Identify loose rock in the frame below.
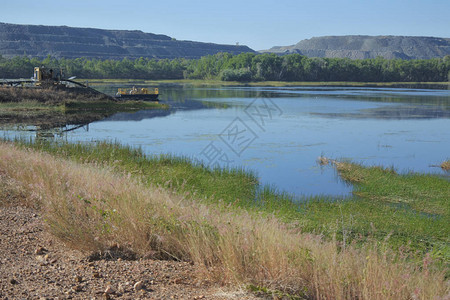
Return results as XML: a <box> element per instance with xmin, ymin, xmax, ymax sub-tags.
<box><xmin>104</xmin><ymin>285</ymin><xmax>114</xmax><ymax>294</ymax></box>
<box><xmin>133</xmin><ymin>280</ymin><xmax>144</xmax><ymax>291</ymax></box>
<box><xmin>35</xmin><ymin>246</ymin><xmax>47</xmax><ymax>255</ymax></box>
<box><xmin>93</xmin><ymin>271</ymin><xmax>101</xmax><ymax>278</ymax></box>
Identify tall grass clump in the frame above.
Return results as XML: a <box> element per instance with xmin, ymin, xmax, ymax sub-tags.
<box><xmin>441</xmin><ymin>160</ymin><xmax>450</xmax><ymax>172</ymax></box>
<box><xmin>0</xmin><ymin>141</ymin><xmax>448</xmax><ymax>299</ymax></box>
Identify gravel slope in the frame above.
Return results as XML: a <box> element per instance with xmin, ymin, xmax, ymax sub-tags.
<box><xmin>0</xmin><ymin>205</ymin><xmax>261</xmax><ymax>300</ymax></box>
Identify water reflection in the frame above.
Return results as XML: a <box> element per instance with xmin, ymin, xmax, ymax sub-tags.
<box><xmin>311</xmin><ymin>104</ymin><xmax>450</xmax><ymax>120</ymax></box>
<box><xmin>0</xmin><ymin>108</ymin><xmax>111</xmax><ymax>140</ymax></box>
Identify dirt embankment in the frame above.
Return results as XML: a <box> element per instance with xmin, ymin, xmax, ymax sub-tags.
<box><xmin>0</xmin><ymin>86</ymin><xmax>112</xmax><ymax>104</ymax></box>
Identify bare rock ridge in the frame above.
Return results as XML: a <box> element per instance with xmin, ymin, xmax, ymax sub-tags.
<box><xmin>0</xmin><ymin>22</ymin><xmax>254</xmax><ymax>59</ymax></box>
<box><xmin>263</xmin><ymin>35</ymin><xmax>450</xmax><ymax>60</ymax></box>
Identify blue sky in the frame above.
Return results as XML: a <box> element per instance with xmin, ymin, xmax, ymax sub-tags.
<box><xmin>2</xmin><ymin>0</ymin><xmax>449</xmax><ymax>50</ymax></box>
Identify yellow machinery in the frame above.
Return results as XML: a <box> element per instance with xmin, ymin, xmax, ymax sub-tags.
<box><xmin>33</xmin><ymin>67</ymin><xmax>64</xmax><ymax>86</ymax></box>
<box><xmin>1</xmin><ymin>66</ymin><xmax>88</xmax><ymax>89</ymax></box>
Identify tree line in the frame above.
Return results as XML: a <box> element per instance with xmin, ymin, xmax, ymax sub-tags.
<box><xmin>1</xmin><ymin>53</ymin><xmax>449</xmax><ymax>82</ymax></box>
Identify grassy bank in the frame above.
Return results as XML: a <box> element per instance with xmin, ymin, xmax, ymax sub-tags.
<box><xmin>0</xmin><ymin>86</ymin><xmax>166</xmax><ymax>109</ymax></box>
<box><xmin>0</xmin><ymin>85</ymin><xmax>110</xmax><ymax>104</ymax></box>
<box><xmin>10</xmin><ymin>139</ymin><xmax>450</xmax><ymax>264</ymax></box>
<box><xmin>0</xmin><ymin>86</ymin><xmax>167</xmax><ymax>128</ymax></box>
<box><xmin>0</xmin><ymin>140</ymin><xmax>448</xmax><ymax>299</ymax></box>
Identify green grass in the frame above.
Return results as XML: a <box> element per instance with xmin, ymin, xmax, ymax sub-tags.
<box><xmin>12</xmin><ymin>139</ymin><xmax>450</xmax><ymax>262</ymax></box>
<box><xmin>0</xmin><ymin>101</ymin><xmax>65</xmax><ymax>112</ymax></box>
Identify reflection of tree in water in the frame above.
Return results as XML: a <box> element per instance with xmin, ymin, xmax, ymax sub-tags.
<box><xmin>34</xmin><ymin>124</ymin><xmax>91</xmax><ymax>140</ymax></box>
<box><xmin>100</xmin><ymin>98</ymin><xmax>225</xmax><ymax>122</ymax></box>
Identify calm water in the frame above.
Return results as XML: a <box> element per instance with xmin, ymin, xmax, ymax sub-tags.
<box><xmin>2</xmin><ymin>85</ymin><xmax>449</xmax><ymax>197</ymax></box>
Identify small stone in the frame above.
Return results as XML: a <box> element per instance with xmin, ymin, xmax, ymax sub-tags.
<box><xmin>35</xmin><ymin>246</ymin><xmax>47</xmax><ymax>255</ymax></box>
<box><xmin>133</xmin><ymin>280</ymin><xmax>144</xmax><ymax>291</ymax></box>
<box><xmin>103</xmin><ymin>293</ymin><xmax>111</xmax><ymax>300</ymax></box>
<box><xmin>104</xmin><ymin>285</ymin><xmax>114</xmax><ymax>294</ymax></box>
<box><xmin>71</xmin><ymin>285</ymin><xmax>82</xmax><ymax>292</ymax></box>
<box><xmin>93</xmin><ymin>272</ymin><xmax>101</xmax><ymax>278</ymax></box>
<box><xmin>35</xmin><ymin>255</ymin><xmax>48</xmax><ymax>265</ymax></box>
<box><xmin>10</xmin><ymin>278</ymin><xmax>18</xmax><ymax>285</ymax></box>
<box><xmin>75</xmin><ymin>275</ymin><xmax>83</xmax><ymax>283</ymax></box>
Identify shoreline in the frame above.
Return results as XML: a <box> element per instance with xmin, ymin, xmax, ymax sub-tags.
<box><xmin>82</xmin><ymin>79</ymin><xmax>450</xmax><ymax>89</ymax></box>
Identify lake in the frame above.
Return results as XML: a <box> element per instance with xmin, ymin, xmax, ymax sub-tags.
<box><xmin>2</xmin><ymin>84</ymin><xmax>449</xmax><ymax>197</ymax></box>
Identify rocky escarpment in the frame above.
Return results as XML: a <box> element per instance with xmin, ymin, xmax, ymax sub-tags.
<box><xmin>0</xmin><ymin>22</ymin><xmax>254</xmax><ymax>60</ymax></box>
<box><xmin>263</xmin><ymin>35</ymin><xmax>450</xmax><ymax>60</ymax></box>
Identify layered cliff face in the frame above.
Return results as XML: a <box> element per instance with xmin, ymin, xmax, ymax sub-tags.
<box><xmin>264</xmin><ymin>35</ymin><xmax>450</xmax><ymax>60</ymax></box>
<box><xmin>0</xmin><ymin>22</ymin><xmax>254</xmax><ymax>59</ymax></box>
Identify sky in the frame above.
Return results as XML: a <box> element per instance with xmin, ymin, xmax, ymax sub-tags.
<box><xmin>1</xmin><ymin>0</ymin><xmax>449</xmax><ymax>50</ymax></box>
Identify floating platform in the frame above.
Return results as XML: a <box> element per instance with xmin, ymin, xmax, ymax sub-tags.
<box><xmin>115</xmin><ymin>87</ymin><xmax>159</xmax><ymax>101</ymax></box>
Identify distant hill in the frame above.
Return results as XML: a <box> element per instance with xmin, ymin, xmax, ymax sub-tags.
<box><xmin>0</xmin><ymin>22</ymin><xmax>254</xmax><ymax>60</ymax></box>
<box><xmin>263</xmin><ymin>35</ymin><xmax>450</xmax><ymax>60</ymax></box>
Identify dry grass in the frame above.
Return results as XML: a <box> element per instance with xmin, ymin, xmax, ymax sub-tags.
<box><xmin>316</xmin><ymin>156</ymin><xmax>330</xmax><ymax>166</ymax></box>
<box><xmin>0</xmin><ymin>86</ymin><xmax>111</xmax><ymax>104</ymax></box>
<box><xmin>441</xmin><ymin>160</ymin><xmax>450</xmax><ymax>172</ymax></box>
<box><xmin>0</xmin><ymin>141</ymin><xmax>448</xmax><ymax>299</ymax></box>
